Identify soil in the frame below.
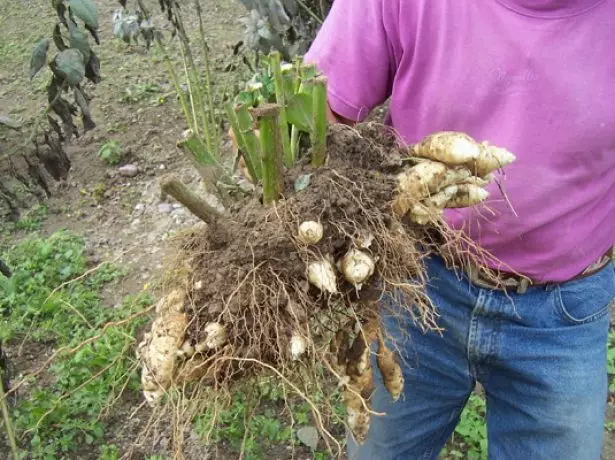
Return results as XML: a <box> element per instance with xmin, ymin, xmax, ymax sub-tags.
<box><xmin>1</xmin><ymin>0</ymin><xmax>614</xmax><ymax>459</ymax></box>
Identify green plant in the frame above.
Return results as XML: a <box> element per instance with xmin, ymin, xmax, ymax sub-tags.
<box><xmin>99</xmin><ymin>443</ymin><xmax>120</xmax><ymax>460</ymax></box>
<box><xmin>27</xmin><ymin>0</ymin><xmax>101</xmax><ymax>142</ymax></box>
<box><xmin>121</xmin><ymin>82</ymin><xmax>164</xmax><ymax>104</ymax></box>
<box><xmin>441</xmin><ymin>394</ymin><xmax>487</xmax><ymax>460</ymax></box>
<box><xmin>98</xmin><ymin>140</ymin><xmax>124</xmax><ymax>165</ymax></box>
<box><xmin>0</xmin><ymin>231</ymin><xmax>151</xmax><ymax>458</ymax></box>
<box><xmin>608</xmin><ymin>331</ymin><xmax>615</xmax><ymax>393</ymax></box>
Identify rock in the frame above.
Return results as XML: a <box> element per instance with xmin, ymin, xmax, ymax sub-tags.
<box><xmin>296</xmin><ymin>426</ymin><xmax>319</xmax><ymax>450</ymax></box>
<box><xmin>118</xmin><ymin>164</ymin><xmax>139</xmax><ymax>177</ymax></box>
<box><xmin>158</xmin><ymin>203</ymin><xmax>173</xmax><ymax>214</ymax></box>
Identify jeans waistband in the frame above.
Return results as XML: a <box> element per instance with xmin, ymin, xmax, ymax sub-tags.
<box><xmin>462</xmin><ymin>247</ymin><xmax>613</xmax><ymax>294</ymax></box>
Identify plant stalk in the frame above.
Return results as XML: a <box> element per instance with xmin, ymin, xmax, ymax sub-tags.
<box><xmin>270</xmin><ymin>52</ymin><xmax>293</xmax><ymax>167</ymax></box>
<box><xmin>311</xmin><ymin>76</ymin><xmax>328</xmax><ymax>167</ymax></box>
<box><xmin>159</xmin><ymin>175</ymin><xmax>224</xmax><ymax>224</ymax></box>
<box><xmin>194</xmin><ymin>0</ymin><xmax>219</xmax><ymax>159</ymax></box>
<box><xmin>254</xmin><ymin>104</ymin><xmax>283</xmax><ymax>204</ymax></box>
<box><xmin>227</xmin><ymin>103</ymin><xmax>262</xmax><ymax>182</ymax></box>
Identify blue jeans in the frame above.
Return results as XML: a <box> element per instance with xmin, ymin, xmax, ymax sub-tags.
<box><xmin>348</xmin><ymin>256</ymin><xmax>615</xmax><ymax>460</ymax></box>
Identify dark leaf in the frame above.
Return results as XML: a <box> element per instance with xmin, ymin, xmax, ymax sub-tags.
<box><xmin>46</xmin><ymin>115</ymin><xmax>65</xmax><ymax>141</ymax></box>
<box><xmin>53</xmin><ymin>24</ymin><xmax>68</xmax><ymax>51</ymax></box>
<box><xmin>29</xmin><ymin>38</ymin><xmax>50</xmax><ymax>79</ymax></box>
<box><xmin>232</xmin><ymin>40</ymin><xmax>243</xmax><ymax>55</ymax></box>
<box><xmin>73</xmin><ymin>86</ymin><xmax>96</xmax><ymax>132</ymax></box>
<box><xmin>85</xmin><ymin>52</ymin><xmax>100</xmax><ymax>84</ymax></box>
<box><xmin>48</xmin><ymin>80</ymin><xmax>78</xmax><ymax>139</ymax></box>
<box><xmin>294</xmin><ymin>173</ymin><xmax>312</xmax><ymax>192</ymax></box>
<box><xmin>286</xmin><ymin>92</ymin><xmax>313</xmax><ymax>133</ymax></box>
<box><xmin>119</xmin><ymin>0</ymin><xmax>127</xmax><ymax>6</ymax></box>
<box><xmin>68</xmin><ymin>0</ymin><xmax>98</xmax><ymax>29</ymax></box>
<box><xmin>21</xmin><ymin>152</ymin><xmax>51</xmax><ymax>197</ymax></box>
<box><xmin>54</xmin><ymin>49</ymin><xmax>85</xmax><ymax>86</ymax></box>
<box><xmin>68</xmin><ymin>21</ymin><xmax>91</xmax><ymax>62</ymax></box>
<box><xmin>52</xmin><ymin>0</ymin><xmax>67</xmax><ymax>24</ymax></box>
<box><xmin>85</xmin><ymin>23</ymin><xmax>100</xmax><ymax>45</ymax></box>
<box><xmin>39</xmin><ymin>132</ymin><xmax>72</xmax><ymax>180</ymax></box>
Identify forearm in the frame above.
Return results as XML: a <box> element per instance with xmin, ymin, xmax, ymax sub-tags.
<box><xmin>327</xmin><ymin>103</ymin><xmax>356</xmax><ymax>126</ymax></box>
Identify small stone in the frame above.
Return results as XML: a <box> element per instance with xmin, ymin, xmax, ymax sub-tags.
<box><xmin>172</xmin><ymin>203</ymin><xmax>182</xmax><ymax>209</ymax></box>
<box><xmin>118</xmin><ymin>164</ymin><xmax>139</xmax><ymax>177</ymax></box>
<box><xmin>135</xmin><ymin>203</ymin><xmax>145</xmax><ymax>212</ymax></box>
<box><xmin>296</xmin><ymin>426</ymin><xmax>319</xmax><ymax>450</ymax></box>
<box><xmin>158</xmin><ymin>203</ymin><xmax>173</xmax><ymax>214</ymax></box>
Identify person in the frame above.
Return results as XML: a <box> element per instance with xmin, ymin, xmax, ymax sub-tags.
<box><xmin>303</xmin><ymin>1</ymin><xmax>615</xmax><ymax>459</ymax></box>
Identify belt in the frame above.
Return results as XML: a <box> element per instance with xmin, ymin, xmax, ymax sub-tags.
<box><xmin>461</xmin><ymin>247</ymin><xmax>614</xmax><ymax>294</ymax></box>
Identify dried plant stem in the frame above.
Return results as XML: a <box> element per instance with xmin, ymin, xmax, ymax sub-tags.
<box><xmin>270</xmin><ymin>52</ymin><xmax>293</xmax><ymax>167</ymax></box>
<box><xmin>311</xmin><ymin>76</ymin><xmax>328</xmax><ymax>167</ymax></box>
<box><xmin>159</xmin><ymin>175</ymin><xmax>224</xmax><ymax>224</ymax></box>
<box><xmin>254</xmin><ymin>104</ymin><xmax>283</xmax><ymax>204</ymax></box>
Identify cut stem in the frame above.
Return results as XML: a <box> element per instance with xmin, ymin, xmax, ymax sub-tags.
<box><xmin>226</xmin><ymin>103</ymin><xmax>262</xmax><ymax>182</ymax></box>
<box><xmin>159</xmin><ymin>175</ymin><xmax>224</xmax><ymax>224</ymax></box>
<box><xmin>254</xmin><ymin>104</ymin><xmax>283</xmax><ymax>204</ymax></box>
<box><xmin>270</xmin><ymin>52</ymin><xmax>293</xmax><ymax>167</ymax></box>
<box><xmin>311</xmin><ymin>76</ymin><xmax>328</xmax><ymax>167</ymax></box>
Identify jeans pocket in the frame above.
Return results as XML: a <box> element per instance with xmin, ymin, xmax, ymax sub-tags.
<box><xmin>554</xmin><ymin>263</ymin><xmax>615</xmax><ymax>325</ymax></box>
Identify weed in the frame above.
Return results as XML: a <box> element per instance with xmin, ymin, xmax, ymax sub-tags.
<box><xmin>98</xmin><ymin>140</ymin><xmax>124</xmax><ymax>166</ymax></box>
<box><xmin>99</xmin><ymin>444</ymin><xmax>120</xmax><ymax>460</ymax></box>
<box><xmin>0</xmin><ymin>231</ymin><xmax>151</xmax><ymax>458</ymax></box>
<box><xmin>192</xmin><ymin>377</ymin><xmax>345</xmax><ymax>459</ymax></box>
<box><xmin>121</xmin><ymin>82</ymin><xmax>163</xmax><ymax>104</ymax></box>
<box><xmin>0</xmin><ymin>204</ymin><xmax>48</xmax><ymax>235</ymax></box>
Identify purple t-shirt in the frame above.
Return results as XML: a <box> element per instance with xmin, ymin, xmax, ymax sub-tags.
<box><xmin>305</xmin><ymin>0</ymin><xmax>615</xmax><ymax>282</ymax></box>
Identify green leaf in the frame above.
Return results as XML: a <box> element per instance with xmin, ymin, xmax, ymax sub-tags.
<box><xmin>68</xmin><ymin>0</ymin><xmax>98</xmax><ymax>29</ymax></box>
<box><xmin>294</xmin><ymin>173</ymin><xmax>312</xmax><ymax>192</ymax></box>
<box><xmin>54</xmin><ymin>49</ymin><xmax>85</xmax><ymax>86</ymax></box>
<box><xmin>68</xmin><ymin>21</ymin><xmax>91</xmax><ymax>63</ymax></box>
<box><xmin>29</xmin><ymin>38</ymin><xmax>50</xmax><ymax>79</ymax></box>
<box><xmin>286</xmin><ymin>92</ymin><xmax>313</xmax><ymax>133</ymax></box>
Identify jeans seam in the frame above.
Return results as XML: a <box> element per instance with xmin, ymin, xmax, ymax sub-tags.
<box><xmin>554</xmin><ymin>286</ymin><xmax>612</xmax><ymax>325</ymax></box>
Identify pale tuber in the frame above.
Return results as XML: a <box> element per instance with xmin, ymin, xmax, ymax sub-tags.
<box><xmin>307</xmin><ymin>259</ymin><xmax>338</xmax><ymax>294</ymax></box>
<box><xmin>297</xmin><ymin>221</ymin><xmax>324</xmax><ymax>245</ymax></box>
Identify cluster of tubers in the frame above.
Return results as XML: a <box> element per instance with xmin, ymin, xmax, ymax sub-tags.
<box><xmin>137</xmin><ymin>129</ymin><xmax>516</xmax><ymax>448</ymax></box>
<box><xmin>393</xmin><ymin>131</ymin><xmax>516</xmax><ymax>224</ymax></box>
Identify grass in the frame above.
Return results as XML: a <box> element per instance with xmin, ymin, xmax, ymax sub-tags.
<box><xmin>0</xmin><ymin>230</ymin><xmax>152</xmax><ymax>459</ymax></box>
<box><xmin>192</xmin><ymin>377</ymin><xmax>346</xmax><ymax>459</ymax></box>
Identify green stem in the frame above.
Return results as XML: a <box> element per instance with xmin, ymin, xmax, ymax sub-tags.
<box><xmin>156</xmin><ymin>39</ymin><xmax>194</xmax><ymax>134</ymax></box>
<box><xmin>195</xmin><ymin>0</ymin><xmax>219</xmax><ymax>159</ymax></box>
<box><xmin>227</xmin><ymin>103</ymin><xmax>262</xmax><ymax>181</ymax></box>
<box><xmin>254</xmin><ymin>104</ymin><xmax>283</xmax><ymax>204</ymax></box>
<box><xmin>270</xmin><ymin>52</ymin><xmax>293</xmax><ymax>167</ymax></box>
<box><xmin>311</xmin><ymin>76</ymin><xmax>328</xmax><ymax>167</ymax></box>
